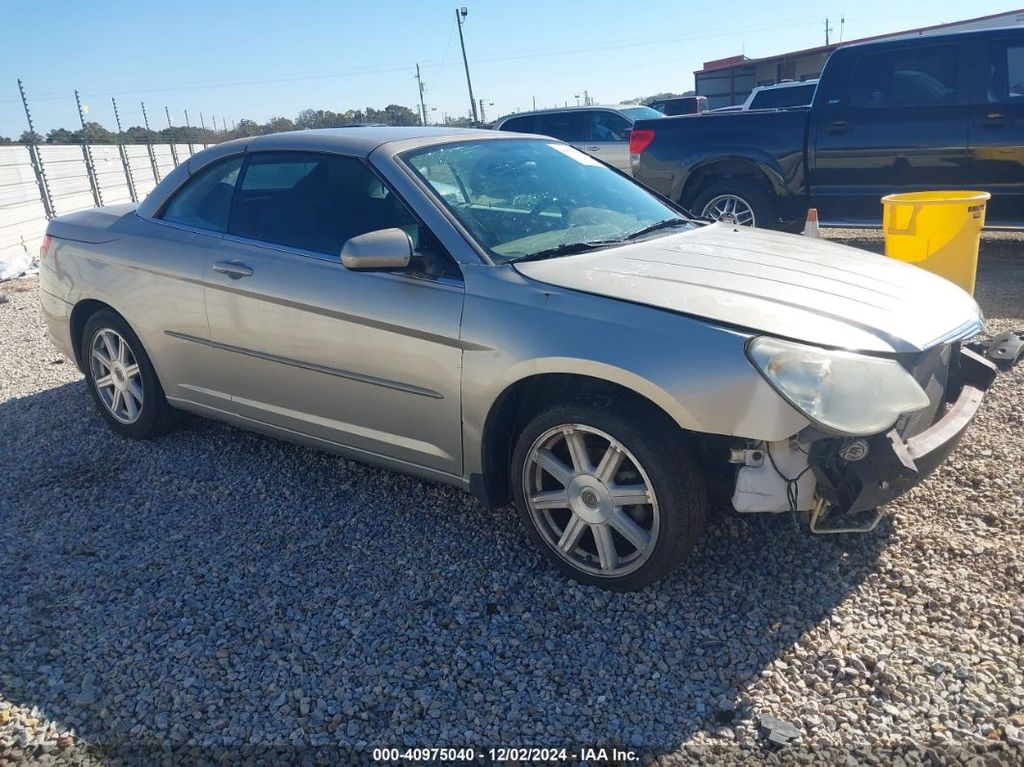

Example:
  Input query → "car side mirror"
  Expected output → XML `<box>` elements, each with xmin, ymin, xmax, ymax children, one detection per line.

<box><xmin>340</xmin><ymin>228</ymin><xmax>413</xmax><ymax>271</ymax></box>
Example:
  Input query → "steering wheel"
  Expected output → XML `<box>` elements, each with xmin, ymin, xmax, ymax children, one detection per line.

<box><xmin>529</xmin><ymin>194</ymin><xmax>569</xmax><ymax>219</ymax></box>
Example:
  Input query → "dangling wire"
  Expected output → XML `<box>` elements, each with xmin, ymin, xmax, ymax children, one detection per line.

<box><xmin>765</xmin><ymin>442</ymin><xmax>813</xmax><ymax>514</ymax></box>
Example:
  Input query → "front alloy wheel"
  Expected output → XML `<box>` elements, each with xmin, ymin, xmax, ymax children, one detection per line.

<box><xmin>512</xmin><ymin>401</ymin><xmax>707</xmax><ymax>590</ymax></box>
<box><xmin>524</xmin><ymin>424</ymin><xmax>660</xmax><ymax>578</ymax></box>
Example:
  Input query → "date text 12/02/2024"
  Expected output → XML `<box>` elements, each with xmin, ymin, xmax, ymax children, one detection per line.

<box><xmin>371</xmin><ymin>747</ymin><xmax>639</xmax><ymax>762</ymax></box>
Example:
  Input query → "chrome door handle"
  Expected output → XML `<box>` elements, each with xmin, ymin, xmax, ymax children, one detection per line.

<box><xmin>212</xmin><ymin>261</ymin><xmax>253</xmax><ymax>279</ymax></box>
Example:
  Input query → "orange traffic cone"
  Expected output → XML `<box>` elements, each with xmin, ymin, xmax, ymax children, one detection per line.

<box><xmin>802</xmin><ymin>208</ymin><xmax>821</xmax><ymax>239</ymax></box>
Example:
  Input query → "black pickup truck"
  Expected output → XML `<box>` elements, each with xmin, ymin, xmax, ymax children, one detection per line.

<box><xmin>631</xmin><ymin>28</ymin><xmax>1024</xmax><ymax>230</ymax></box>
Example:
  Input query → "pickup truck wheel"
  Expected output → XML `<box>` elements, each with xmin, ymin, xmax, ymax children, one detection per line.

<box><xmin>511</xmin><ymin>401</ymin><xmax>706</xmax><ymax>591</ymax></box>
<box><xmin>82</xmin><ymin>310</ymin><xmax>176</xmax><ymax>439</ymax></box>
<box><xmin>691</xmin><ymin>179</ymin><xmax>776</xmax><ymax>228</ymax></box>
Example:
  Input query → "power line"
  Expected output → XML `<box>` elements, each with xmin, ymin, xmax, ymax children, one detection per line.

<box><xmin>1</xmin><ymin>17</ymin><xmax>820</xmax><ymax>105</ymax></box>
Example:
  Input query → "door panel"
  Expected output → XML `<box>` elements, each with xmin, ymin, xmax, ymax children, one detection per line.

<box><xmin>968</xmin><ymin>36</ymin><xmax>1024</xmax><ymax>226</ymax></box>
<box><xmin>204</xmin><ymin>240</ymin><xmax>465</xmax><ymax>474</ymax></box>
<box><xmin>810</xmin><ymin>43</ymin><xmax>969</xmax><ymax>223</ymax></box>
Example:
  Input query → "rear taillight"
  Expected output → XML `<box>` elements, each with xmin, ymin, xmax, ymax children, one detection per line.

<box><xmin>629</xmin><ymin>129</ymin><xmax>655</xmax><ymax>156</ymax></box>
<box><xmin>629</xmin><ymin>129</ymin><xmax>655</xmax><ymax>170</ymax></box>
<box><xmin>39</xmin><ymin>234</ymin><xmax>53</xmax><ymax>261</ymax></box>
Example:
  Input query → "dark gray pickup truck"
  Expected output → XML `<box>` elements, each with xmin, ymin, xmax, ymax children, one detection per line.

<box><xmin>630</xmin><ymin>28</ymin><xmax>1024</xmax><ymax>231</ymax></box>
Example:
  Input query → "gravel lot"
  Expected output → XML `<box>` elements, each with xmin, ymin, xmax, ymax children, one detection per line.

<box><xmin>1</xmin><ymin>231</ymin><xmax>1022</xmax><ymax>764</ymax></box>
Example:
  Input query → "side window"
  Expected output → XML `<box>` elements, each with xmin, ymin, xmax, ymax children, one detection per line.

<box><xmin>159</xmin><ymin>155</ymin><xmax>244</xmax><ymax>232</ymax></box>
<box><xmin>228</xmin><ymin>152</ymin><xmax>437</xmax><ymax>262</ymax></box>
<box><xmin>500</xmin><ymin>115</ymin><xmax>536</xmax><ymax>133</ymax></box>
<box><xmin>588</xmin><ymin>111</ymin><xmax>632</xmax><ymax>141</ymax></box>
<box><xmin>986</xmin><ymin>41</ymin><xmax>1024</xmax><ymax>103</ymax></box>
<box><xmin>750</xmin><ymin>84</ymin><xmax>815</xmax><ymax>110</ymax></box>
<box><xmin>848</xmin><ymin>45</ymin><xmax>961</xmax><ymax>107</ymax></box>
<box><xmin>534</xmin><ymin>112</ymin><xmax>586</xmax><ymax>143</ymax></box>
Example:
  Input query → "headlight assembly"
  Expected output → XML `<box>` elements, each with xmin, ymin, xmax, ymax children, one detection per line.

<box><xmin>747</xmin><ymin>336</ymin><xmax>930</xmax><ymax>436</ymax></box>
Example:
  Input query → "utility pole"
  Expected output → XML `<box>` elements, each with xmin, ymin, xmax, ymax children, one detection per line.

<box><xmin>478</xmin><ymin>98</ymin><xmax>493</xmax><ymax>124</ymax></box>
<box><xmin>825</xmin><ymin>17</ymin><xmax>833</xmax><ymax>47</ymax></box>
<box><xmin>415</xmin><ymin>63</ymin><xmax>428</xmax><ymax>126</ymax></box>
<box><xmin>532</xmin><ymin>96</ymin><xmax>536</xmax><ymax>110</ymax></box>
<box><xmin>839</xmin><ymin>15</ymin><xmax>845</xmax><ymax>43</ymax></box>
<box><xmin>455</xmin><ymin>7</ymin><xmax>478</xmax><ymax>124</ymax></box>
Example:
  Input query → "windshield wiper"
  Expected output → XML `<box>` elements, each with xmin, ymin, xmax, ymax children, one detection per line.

<box><xmin>510</xmin><ymin>218</ymin><xmax>690</xmax><ymax>264</ymax></box>
<box><xmin>619</xmin><ymin>218</ymin><xmax>691</xmax><ymax>241</ymax></box>
<box><xmin>512</xmin><ymin>240</ymin><xmax>618</xmax><ymax>263</ymax></box>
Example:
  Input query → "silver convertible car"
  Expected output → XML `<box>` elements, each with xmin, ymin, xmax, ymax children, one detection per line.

<box><xmin>39</xmin><ymin>127</ymin><xmax>1000</xmax><ymax>590</ymax></box>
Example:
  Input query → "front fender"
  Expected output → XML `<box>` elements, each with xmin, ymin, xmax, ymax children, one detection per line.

<box><xmin>459</xmin><ymin>266</ymin><xmax>810</xmax><ymax>478</ymax></box>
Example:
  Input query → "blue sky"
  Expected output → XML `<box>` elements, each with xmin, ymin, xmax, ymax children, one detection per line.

<box><xmin>0</xmin><ymin>0</ymin><xmax>1016</xmax><ymax>136</ymax></box>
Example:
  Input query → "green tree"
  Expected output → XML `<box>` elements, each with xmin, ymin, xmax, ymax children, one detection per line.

<box><xmin>266</xmin><ymin>116</ymin><xmax>295</xmax><ymax>133</ymax></box>
<box><xmin>46</xmin><ymin>127</ymin><xmax>75</xmax><ymax>143</ymax></box>
<box><xmin>78</xmin><ymin>121</ymin><xmax>117</xmax><ymax>144</ymax></box>
<box><xmin>121</xmin><ymin>126</ymin><xmax>159</xmax><ymax>143</ymax></box>
<box><xmin>18</xmin><ymin>130</ymin><xmax>42</xmax><ymax>143</ymax></box>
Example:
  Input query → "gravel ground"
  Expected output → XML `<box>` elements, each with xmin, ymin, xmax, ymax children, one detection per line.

<box><xmin>0</xmin><ymin>232</ymin><xmax>1022</xmax><ymax>764</ymax></box>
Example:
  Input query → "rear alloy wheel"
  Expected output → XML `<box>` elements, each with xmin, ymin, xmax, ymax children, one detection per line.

<box><xmin>82</xmin><ymin>310</ymin><xmax>176</xmax><ymax>439</ymax></box>
<box><xmin>90</xmin><ymin>328</ymin><xmax>144</xmax><ymax>425</ymax></box>
<box><xmin>701</xmin><ymin>194</ymin><xmax>756</xmax><ymax>227</ymax></box>
<box><xmin>691</xmin><ymin>179</ymin><xmax>777</xmax><ymax>229</ymax></box>
<box><xmin>512</xmin><ymin>401</ymin><xmax>706</xmax><ymax>590</ymax></box>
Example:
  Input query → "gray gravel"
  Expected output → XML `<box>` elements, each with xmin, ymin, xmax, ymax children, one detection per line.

<box><xmin>1</xmin><ymin>233</ymin><xmax>1022</xmax><ymax>764</ymax></box>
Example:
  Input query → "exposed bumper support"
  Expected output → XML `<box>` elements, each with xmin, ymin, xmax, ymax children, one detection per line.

<box><xmin>807</xmin><ymin>348</ymin><xmax>998</xmax><ymax>532</ymax></box>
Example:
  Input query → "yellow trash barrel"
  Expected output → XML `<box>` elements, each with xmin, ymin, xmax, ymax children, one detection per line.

<box><xmin>880</xmin><ymin>191</ymin><xmax>990</xmax><ymax>295</ymax></box>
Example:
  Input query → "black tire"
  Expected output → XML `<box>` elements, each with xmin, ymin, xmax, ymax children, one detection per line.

<box><xmin>690</xmin><ymin>178</ymin><xmax>778</xmax><ymax>230</ymax></box>
<box><xmin>511</xmin><ymin>399</ymin><xmax>706</xmax><ymax>591</ymax></box>
<box><xmin>81</xmin><ymin>310</ymin><xmax>176</xmax><ymax>439</ymax></box>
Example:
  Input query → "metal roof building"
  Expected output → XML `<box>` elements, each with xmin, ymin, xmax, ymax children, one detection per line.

<box><xmin>694</xmin><ymin>8</ymin><xmax>1024</xmax><ymax>109</ymax></box>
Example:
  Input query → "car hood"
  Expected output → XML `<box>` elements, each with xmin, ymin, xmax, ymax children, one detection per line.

<box><xmin>513</xmin><ymin>223</ymin><xmax>983</xmax><ymax>353</ymax></box>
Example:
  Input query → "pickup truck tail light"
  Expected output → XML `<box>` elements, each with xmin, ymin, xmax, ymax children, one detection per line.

<box><xmin>629</xmin><ymin>129</ymin><xmax>655</xmax><ymax>170</ymax></box>
<box><xmin>39</xmin><ymin>234</ymin><xmax>53</xmax><ymax>261</ymax></box>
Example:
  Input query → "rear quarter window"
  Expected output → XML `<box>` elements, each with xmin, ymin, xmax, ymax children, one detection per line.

<box><xmin>159</xmin><ymin>155</ymin><xmax>244</xmax><ymax>232</ymax></box>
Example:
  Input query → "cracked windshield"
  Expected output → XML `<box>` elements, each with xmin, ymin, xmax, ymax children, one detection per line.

<box><xmin>404</xmin><ymin>139</ymin><xmax>692</xmax><ymax>262</ymax></box>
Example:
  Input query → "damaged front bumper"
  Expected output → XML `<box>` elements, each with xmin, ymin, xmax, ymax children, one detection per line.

<box><xmin>731</xmin><ymin>346</ymin><xmax>1001</xmax><ymax>533</ymax></box>
<box><xmin>807</xmin><ymin>347</ymin><xmax>998</xmax><ymax>532</ymax></box>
